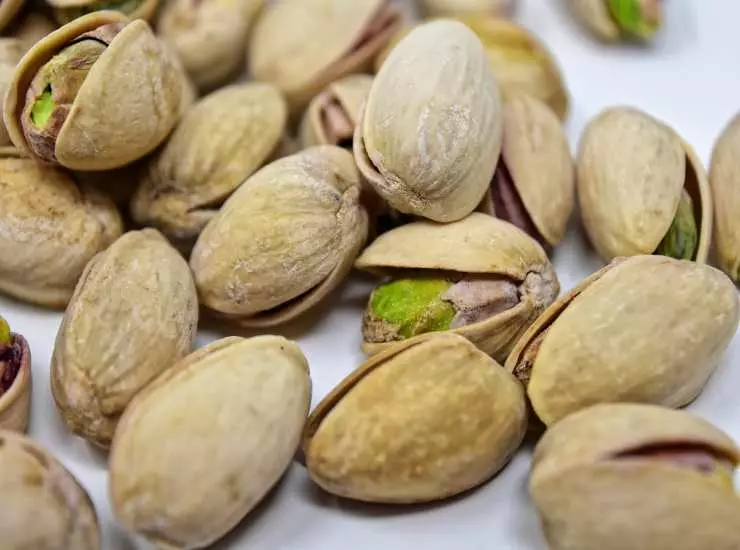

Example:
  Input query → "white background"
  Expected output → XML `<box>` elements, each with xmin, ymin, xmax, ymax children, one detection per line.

<box><xmin>3</xmin><ymin>0</ymin><xmax>740</xmax><ymax>548</ymax></box>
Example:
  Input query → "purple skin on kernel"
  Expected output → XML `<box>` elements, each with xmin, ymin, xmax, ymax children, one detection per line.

<box><xmin>0</xmin><ymin>339</ymin><xmax>21</xmax><ymax>394</ymax></box>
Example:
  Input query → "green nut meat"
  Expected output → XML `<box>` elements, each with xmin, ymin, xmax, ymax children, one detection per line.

<box><xmin>608</xmin><ymin>0</ymin><xmax>660</xmax><ymax>39</ymax></box>
<box><xmin>0</xmin><ymin>316</ymin><xmax>10</xmax><ymax>347</ymax></box>
<box><xmin>656</xmin><ymin>190</ymin><xmax>698</xmax><ymax>260</ymax></box>
<box><xmin>567</xmin><ymin>0</ymin><xmax>662</xmax><ymax>42</ymax></box>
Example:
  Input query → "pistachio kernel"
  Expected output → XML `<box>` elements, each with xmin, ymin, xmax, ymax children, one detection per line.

<box><xmin>0</xmin><ymin>315</ymin><xmax>10</xmax><ymax>347</ymax></box>
<box><xmin>607</xmin><ymin>0</ymin><xmax>661</xmax><ymax>39</ymax></box>
<box><xmin>656</xmin><ymin>189</ymin><xmax>698</xmax><ymax>261</ymax></box>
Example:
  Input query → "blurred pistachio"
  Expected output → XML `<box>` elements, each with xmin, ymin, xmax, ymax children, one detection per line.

<box><xmin>566</xmin><ymin>0</ymin><xmax>662</xmax><ymax>42</ymax></box>
<box><xmin>419</xmin><ymin>0</ymin><xmax>516</xmax><ymax>18</ymax></box>
<box><xmin>0</xmin><ymin>39</ymin><xmax>23</xmax><ymax>146</ymax></box>
<box><xmin>49</xmin><ymin>0</ymin><xmax>159</xmax><ymax>25</ymax></box>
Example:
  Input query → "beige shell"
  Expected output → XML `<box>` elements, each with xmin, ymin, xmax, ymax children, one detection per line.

<box><xmin>530</xmin><ymin>403</ymin><xmax>740</xmax><ymax>550</ymax></box>
<box><xmin>190</xmin><ymin>146</ymin><xmax>368</xmax><ymax>327</ymax></box>
<box><xmin>356</xmin><ymin>212</ymin><xmax>560</xmax><ymax>362</ymax></box>
<box><xmin>304</xmin><ymin>332</ymin><xmax>527</xmax><ymax>503</ymax></box>
<box><xmin>0</xmin><ymin>0</ymin><xmax>23</xmax><ymax>32</ymax></box>
<box><xmin>0</xmin><ymin>430</ymin><xmax>100</xmax><ymax>549</ymax></box>
<box><xmin>0</xmin><ymin>39</ymin><xmax>24</xmax><ymax>146</ymax></box>
<box><xmin>420</xmin><ymin>0</ymin><xmax>516</xmax><ymax>17</ymax></box>
<box><xmin>131</xmin><ymin>83</ymin><xmax>288</xmax><ymax>248</ymax></box>
<box><xmin>505</xmin><ymin>255</ymin><xmax>739</xmax><ymax>426</ymax></box>
<box><xmin>356</xmin><ymin>19</ymin><xmax>503</xmax><ymax>223</ymax></box>
<box><xmin>0</xmin><ymin>149</ymin><xmax>123</xmax><ymax>308</ymax></box>
<box><xmin>4</xmin><ymin>12</ymin><xmax>193</xmax><ymax>171</ymax></box>
<box><xmin>300</xmin><ymin>73</ymin><xmax>373</xmax><ymax>149</ymax></box>
<box><xmin>248</xmin><ymin>0</ymin><xmax>402</xmax><ymax>112</ymax></box>
<box><xmin>51</xmin><ymin>229</ymin><xmax>198</xmax><ymax>448</ymax></box>
<box><xmin>110</xmin><ymin>336</ymin><xmax>311</xmax><ymax>549</ymax></box>
<box><xmin>49</xmin><ymin>0</ymin><xmax>159</xmax><ymax>24</ymax></box>
<box><xmin>577</xmin><ymin>107</ymin><xmax>712</xmax><ymax>262</ymax></box>
<box><xmin>566</xmin><ymin>0</ymin><xmax>621</xmax><ymax>41</ymax></box>
<box><xmin>0</xmin><ymin>333</ymin><xmax>31</xmax><ymax>433</ymax></box>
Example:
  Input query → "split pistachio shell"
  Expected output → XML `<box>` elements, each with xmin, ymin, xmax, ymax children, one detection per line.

<box><xmin>0</xmin><ymin>149</ymin><xmax>123</xmax><ymax>307</ymax></box>
<box><xmin>420</xmin><ymin>0</ymin><xmax>516</xmax><ymax>17</ymax></box>
<box><xmin>51</xmin><ymin>229</ymin><xmax>199</xmax><ymax>448</ymax></box>
<box><xmin>577</xmin><ymin>107</ymin><xmax>712</xmax><ymax>262</ymax></box>
<box><xmin>505</xmin><ymin>255</ymin><xmax>739</xmax><ymax>426</ymax></box>
<box><xmin>248</xmin><ymin>0</ymin><xmax>402</xmax><ymax>113</ymax></box>
<box><xmin>49</xmin><ymin>0</ymin><xmax>158</xmax><ymax>25</ymax></box>
<box><xmin>190</xmin><ymin>146</ymin><xmax>369</xmax><ymax>327</ymax></box>
<box><xmin>4</xmin><ymin>12</ymin><xmax>194</xmax><ymax>171</ymax></box>
<box><xmin>131</xmin><ymin>83</ymin><xmax>288</xmax><ymax>248</ymax></box>
<box><xmin>530</xmin><ymin>403</ymin><xmax>740</xmax><ymax>550</ymax></box>
<box><xmin>0</xmin><ymin>332</ymin><xmax>31</xmax><ymax>433</ymax></box>
<box><xmin>0</xmin><ymin>0</ymin><xmax>23</xmax><ymax>32</ymax></box>
<box><xmin>110</xmin><ymin>336</ymin><xmax>311</xmax><ymax>549</ymax></box>
<box><xmin>356</xmin><ymin>20</ymin><xmax>503</xmax><ymax>222</ymax></box>
<box><xmin>304</xmin><ymin>333</ymin><xmax>527</xmax><ymax>503</ymax></box>
<box><xmin>356</xmin><ymin>213</ymin><xmax>560</xmax><ymax>362</ymax></box>
<box><xmin>0</xmin><ymin>39</ymin><xmax>24</xmax><ymax>146</ymax></box>
<box><xmin>566</xmin><ymin>0</ymin><xmax>662</xmax><ymax>42</ymax></box>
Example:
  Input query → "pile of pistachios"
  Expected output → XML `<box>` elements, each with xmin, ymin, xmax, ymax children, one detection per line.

<box><xmin>0</xmin><ymin>0</ymin><xmax>739</xmax><ymax>549</ymax></box>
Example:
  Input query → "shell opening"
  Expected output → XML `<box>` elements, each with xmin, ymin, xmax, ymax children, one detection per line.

<box><xmin>607</xmin><ymin>0</ymin><xmax>661</xmax><ymax>39</ymax></box>
<box><xmin>347</xmin><ymin>0</ymin><xmax>402</xmax><ymax>57</ymax></box>
<box><xmin>655</xmin><ymin>157</ymin><xmax>701</xmax><ymax>261</ymax></box>
<box><xmin>318</xmin><ymin>92</ymin><xmax>355</xmax><ymax>149</ymax></box>
<box><xmin>0</xmin><ymin>335</ymin><xmax>22</xmax><ymax>396</ymax></box>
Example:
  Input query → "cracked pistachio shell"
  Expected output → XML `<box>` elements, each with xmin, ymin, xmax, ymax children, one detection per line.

<box><xmin>505</xmin><ymin>255</ymin><xmax>739</xmax><ymax>426</ymax></box>
<box><xmin>530</xmin><ymin>403</ymin><xmax>740</xmax><ymax>550</ymax></box>
<box><xmin>51</xmin><ymin>229</ymin><xmax>198</xmax><ymax>448</ymax></box>
<box><xmin>420</xmin><ymin>0</ymin><xmax>516</xmax><ymax>17</ymax></box>
<box><xmin>0</xmin><ymin>149</ymin><xmax>122</xmax><ymax>307</ymax></box>
<box><xmin>110</xmin><ymin>336</ymin><xmax>311</xmax><ymax>549</ymax></box>
<box><xmin>356</xmin><ymin>213</ymin><xmax>560</xmax><ymax>362</ymax></box>
<box><xmin>49</xmin><ymin>0</ymin><xmax>158</xmax><ymax>25</ymax></box>
<box><xmin>4</xmin><ymin>12</ymin><xmax>194</xmax><ymax>171</ymax></box>
<box><xmin>356</xmin><ymin>20</ymin><xmax>503</xmax><ymax>222</ymax></box>
<box><xmin>190</xmin><ymin>146</ymin><xmax>369</xmax><ymax>327</ymax></box>
<box><xmin>0</xmin><ymin>333</ymin><xmax>31</xmax><ymax>433</ymax></box>
<box><xmin>0</xmin><ymin>39</ymin><xmax>23</xmax><ymax>146</ymax></box>
<box><xmin>131</xmin><ymin>83</ymin><xmax>288</xmax><ymax>248</ymax></box>
<box><xmin>0</xmin><ymin>0</ymin><xmax>23</xmax><ymax>32</ymax></box>
<box><xmin>0</xmin><ymin>430</ymin><xmax>100</xmax><ymax>549</ymax></box>
<box><xmin>304</xmin><ymin>333</ymin><xmax>527</xmax><ymax>503</ymax></box>
<box><xmin>577</xmin><ymin>107</ymin><xmax>712</xmax><ymax>262</ymax></box>
<box><xmin>248</xmin><ymin>0</ymin><xmax>402</xmax><ymax>113</ymax></box>
<box><xmin>566</xmin><ymin>0</ymin><xmax>661</xmax><ymax>42</ymax></box>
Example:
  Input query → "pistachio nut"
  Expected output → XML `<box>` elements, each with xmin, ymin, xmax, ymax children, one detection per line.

<box><xmin>577</xmin><ymin>107</ymin><xmax>712</xmax><ymax>262</ymax></box>
<box><xmin>49</xmin><ymin>0</ymin><xmax>158</xmax><ymax>25</ymax></box>
<box><xmin>304</xmin><ymin>333</ymin><xmax>527</xmax><ymax>503</ymax></box>
<box><xmin>0</xmin><ymin>148</ymin><xmax>123</xmax><ymax>307</ymax></box>
<box><xmin>356</xmin><ymin>213</ymin><xmax>560</xmax><ymax>362</ymax></box>
<box><xmin>190</xmin><ymin>146</ymin><xmax>368</xmax><ymax>327</ymax></box>
<box><xmin>0</xmin><ymin>316</ymin><xmax>31</xmax><ymax>433</ymax></box>
<box><xmin>356</xmin><ymin>20</ymin><xmax>503</xmax><ymax>222</ymax></box>
<box><xmin>0</xmin><ymin>430</ymin><xmax>100</xmax><ymax>549</ymax></box>
<box><xmin>479</xmin><ymin>94</ymin><xmax>574</xmax><ymax>249</ymax></box>
<box><xmin>0</xmin><ymin>0</ymin><xmax>23</xmax><ymax>32</ymax></box>
<box><xmin>0</xmin><ymin>38</ymin><xmax>23</xmax><ymax>146</ymax></box>
<box><xmin>248</xmin><ymin>0</ymin><xmax>402</xmax><ymax>113</ymax></box>
<box><xmin>3</xmin><ymin>10</ymin><xmax>58</xmax><ymax>51</ymax></box>
<box><xmin>566</xmin><ymin>0</ymin><xmax>662</xmax><ymax>42</ymax></box>
<box><xmin>3</xmin><ymin>12</ymin><xmax>194</xmax><ymax>171</ymax></box>
<box><xmin>505</xmin><ymin>255</ymin><xmax>739</xmax><ymax>426</ymax></box>
<box><xmin>110</xmin><ymin>336</ymin><xmax>311</xmax><ymax>549</ymax></box>
<box><xmin>300</xmin><ymin>74</ymin><xmax>372</xmax><ymax>149</ymax></box>
<box><xmin>530</xmin><ymin>403</ymin><xmax>740</xmax><ymax>550</ymax></box>
<box><xmin>420</xmin><ymin>0</ymin><xmax>516</xmax><ymax>17</ymax></box>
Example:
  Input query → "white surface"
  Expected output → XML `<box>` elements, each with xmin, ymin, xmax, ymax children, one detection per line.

<box><xmin>4</xmin><ymin>1</ymin><xmax>740</xmax><ymax>548</ymax></box>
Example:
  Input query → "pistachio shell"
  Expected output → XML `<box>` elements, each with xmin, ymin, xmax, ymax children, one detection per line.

<box><xmin>110</xmin><ymin>335</ymin><xmax>311</xmax><ymax>549</ymax></box>
<box><xmin>421</xmin><ymin>0</ymin><xmax>516</xmax><ymax>17</ymax></box>
<box><xmin>0</xmin><ymin>0</ymin><xmax>23</xmax><ymax>32</ymax></box>
<box><xmin>0</xmin><ymin>39</ymin><xmax>24</xmax><ymax>146</ymax></box>
<box><xmin>304</xmin><ymin>333</ymin><xmax>527</xmax><ymax>503</ymax></box>
<box><xmin>356</xmin><ymin>20</ymin><xmax>503</xmax><ymax>222</ymax></box>
<box><xmin>530</xmin><ymin>403</ymin><xmax>740</xmax><ymax>550</ymax></box>
<box><xmin>0</xmin><ymin>333</ymin><xmax>31</xmax><ymax>433</ymax></box>
<box><xmin>505</xmin><ymin>255</ymin><xmax>739</xmax><ymax>426</ymax></box>
<box><xmin>131</xmin><ymin>83</ymin><xmax>287</xmax><ymax>248</ymax></box>
<box><xmin>0</xmin><ymin>149</ymin><xmax>123</xmax><ymax>307</ymax></box>
<box><xmin>190</xmin><ymin>146</ymin><xmax>369</xmax><ymax>327</ymax></box>
<box><xmin>567</xmin><ymin>0</ymin><xmax>662</xmax><ymax>42</ymax></box>
<box><xmin>49</xmin><ymin>0</ymin><xmax>159</xmax><ymax>24</ymax></box>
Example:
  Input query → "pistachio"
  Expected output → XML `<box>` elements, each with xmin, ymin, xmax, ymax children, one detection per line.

<box><xmin>567</xmin><ymin>0</ymin><xmax>662</xmax><ymax>42</ymax></box>
<box><xmin>530</xmin><ymin>403</ymin><xmax>740</xmax><ymax>550</ymax></box>
<box><xmin>0</xmin><ymin>0</ymin><xmax>23</xmax><ymax>32</ymax></box>
<box><xmin>420</xmin><ymin>0</ymin><xmax>516</xmax><ymax>17</ymax></box>
<box><xmin>0</xmin><ymin>39</ymin><xmax>24</xmax><ymax>146</ymax></box>
<box><xmin>655</xmin><ymin>189</ymin><xmax>698</xmax><ymax>260</ymax></box>
<box><xmin>304</xmin><ymin>333</ymin><xmax>527</xmax><ymax>503</ymax></box>
<box><xmin>110</xmin><ymin>336</ymin><xmax>311</xmax><ymax>549</ymax></box>
<box><xmin>505</xmin><ymin>255</ymin><xmax>739</xmax><ymax>426</ymax></box>
<box><xmin>356</xmin><ymin>213</ymin><xmax>559</xmax><ymax>362</ymax></box>
<box><xmin>0</xmin><ymin>316</ymin><xmax>31</xmax><ymax>433</ymax></box>
<box><xmin>577</xmin><ymin>107</ymin><xmax>712</xmax><ymax>262</ymax></box>
<box><xmin>50</xmin><ymin>0</ymin><xmax>158</xmax><ymax>24</ymax></box>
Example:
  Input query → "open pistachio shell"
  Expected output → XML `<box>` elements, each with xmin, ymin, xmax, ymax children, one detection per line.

<box><xmin>566</xmin><ymin>0</ymin><xmax>662</xmax><ymax>42</ymax></box>
<box><xmin>530</xmin><ymin>403</ymin><xmax>740</xmax><ymax>550</ymax></box>
<box><xmin>4</xmin><ymin>12</ymin><xmax>193</xmax><ymax>171</ymax></box>
<box><xmin>420</xmin><ymin>0</ymin><xmax>516</xmax><ymax>17</ymax></box>
<box><xmin>48</xmin><ymin>0</ymin><xmax>158</xmax><ymax>25</ymax></box>
<box><xmin>356</xmin><ymin>213</ymin><xmax>559</xmax><ymax>362</ymax></box>
<box><xmin>577</xmin><ymin>107</ymin><xmax>712</xmax><ymax>262</ymax></box>
<box><xmin>304</xmin><ymin>333</ymin><xmax>527</xmax><ymax>503</ymax></box>
<box><xmin>505</xmin><ymin>255</ymin><xmax>739</xmax><ymax>426</ymax></box>
<box><xmin>0</xmin><ymin>39</ymin><xmax>24</xmax><ymax>146</ymax></box>
<box><xmin>248</xmin><ymin>0</ymin><xmax>402</xmax><ymax>113</ymax></box>
<box><xmin>0</xmin><ymin>332</ymin><xmax>31</xmax><ymax>433</ymax></box>
<box><xmin>0</xmin><ymin>0</ymin><xmax>23</xmax><ymax>32</ymax></box>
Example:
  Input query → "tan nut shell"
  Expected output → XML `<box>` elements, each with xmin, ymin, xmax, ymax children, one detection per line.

<box><xmin>110</xmin><ymin>336</ymin><xmax>311</xmax><ymax>549</ymax></box>
<box><xmin>421</xmin><ymin>0</ymin><xmax>515</xmax><ymax>17</ymax></box>
<box><xmin>131</xmin><ymin>83</ymin><xmax>287</xmax><ymax>247</ymax></box>
<box><xmin>304</xmin><ymin>333</ymin><xmax>527</xmax><ymax>503</ymax></box>
<box><xmin>51</xmin><ymin>229</ymin><xmax>199</xmax><ymax>448</ymax></box>
<box><xmin>530</xmin><ymin>403</ymin><xmax>740</xmax><ymax>550</ymax></box>
<box><xmin>356</xmin><ymin>213</ymin><xmax>560</xmax><ymax>362</ymax></box>
<box><xmin>505</xmin><ymin>255</ymin><xmax>740</xmax><ymax>426</ymax></box>
<box><xmin>566</xmin><ymin>0</ymin><xmax>628</xmax><ymax>42</ymax></box>
<box><xmin>577</xmin><ymin>107</ymin><xmax>712</xmax><ymax>262</ymax></box>
<box><xmin>0</xmin><ymin>149</ymin><xmax>123</xmax><ymax>307</ymax></box>
<box><xmin>0</xmin><ymin>39</ymin><xmax>23</xmax><ymax>146</ymax></box>
<box><xmin>4</xmin><ymin>12</ymin><xmax>193</xmax><ymax>171</ymax></box>
<box><xmin>356</xmin><ymin>20</ymin><xmax>503</xmax><ymax>222</ymax></box>
<box><xmin>0</xmin><ymin>334</ymin><xmax>31</xmax><ymax>433</ymax></box>
<box><xmin>0</xmin><ymin>0</ymin><xmax>23</xmax><ymax>32</ymax></box>
<box><xmin>49</xmin><ymin>0</ymin><xmax>159</xmax><ymax>24</ymax></box>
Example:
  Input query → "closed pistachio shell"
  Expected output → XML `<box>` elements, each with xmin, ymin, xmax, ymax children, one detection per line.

<box><xmin>530</xmin><ymin>403</ymin><xmax>740</xmax><ymax>550</ymax></box>
<box><xmin>420</xmin><ymin>0</ymin><xmax>516</xmax><ymax>17</ymax></box>
<box><xmin>49</xmin><ymin>0</ymin><xmax>159</xmax><ymax>24</ymax></box>
<box><xmin>566</xmin><ymin>0</ymin><xmax>662</xmax><ymax>42</ymax></box>
<box><xmin>0</xmin><ymin>39</ymin><xmax>24</xmax><ymax>146</ymax></box>
<box><xmin>0</xmin><ymin>0</ymin><xmax>23</xmax><ymax>32</ymax></box>
<box><xmin>304</xmin><ymin>333</ymin><xmax>527</xmax><ymax>503</ymax></box>
<box><xmin>110</xmin><ymin>336</ymin><xmax>311</xmax><ymax>549</ymax></box>
<box><xmin>0</xmin><ymin>332</ymin><xmax>31</xmax><ymax>433</ymax></box>
<box><xmin>505</xmin><ymin>255</ymin><xmax>739</xmax><ymax>426</ymax></box>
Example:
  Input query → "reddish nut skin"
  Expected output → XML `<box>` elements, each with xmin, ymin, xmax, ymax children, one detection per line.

<box><xmin>0</xmin><ymin>330</ymin><xmax>31</xmax><ymax>434</ymax></box>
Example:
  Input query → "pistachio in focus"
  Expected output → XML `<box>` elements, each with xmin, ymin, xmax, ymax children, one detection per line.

<box><xmin>419</xmin><ymin>0</ymin><xmax>516</xmax><ymax>18</ymax></box>
<box><xmin>566</xmin><ymin>0</ymin><xmax>662</xmax><ymax>42</ymax></box>
<box><xmin>530</xmin><ymin>403</ymin><xmax>740</xmax><ymax>550</ymax></box>
<box><xmin>304</xmin><ymin>333</ymin><xmax>527</xmax><ymax>503</ymax></box>
<box><xmin>0</xmin><ymin>39</ymin><xmax>24</xmax><ymax>146</ymax></box>
<box><xmin>505</xmin><ymin>255</ymin><xmax>739</xmax><ymax>426</ymax></box>
<box><xmin>49</xmin><ymin>0</ymin><xmax>158</xmax><ymax>25</ymax></box>
<box><xmin>0</xmin><ymin>316</ymin><xmax>31</xmax><ymax>433</ymax></box>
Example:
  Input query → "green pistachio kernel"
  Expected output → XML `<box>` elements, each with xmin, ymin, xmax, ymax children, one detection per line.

<box><xmin>656</xmin><ymin>190</ymin><xmax>698</xmax><ymax>261</ymax></box>
<box><xmin>0</xmin><ymin>316</ymin><xmax>11</xmax><ymax>347</ymax></box>
<box><xmin>608</xmin><ymin>0</ymin><xmax>660</xmax><ymax>39</ymax></box>
<box><xmin>31</xmin><ymin>86</ymin><xmax>54</xmax><ymax>127</ymax></box>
